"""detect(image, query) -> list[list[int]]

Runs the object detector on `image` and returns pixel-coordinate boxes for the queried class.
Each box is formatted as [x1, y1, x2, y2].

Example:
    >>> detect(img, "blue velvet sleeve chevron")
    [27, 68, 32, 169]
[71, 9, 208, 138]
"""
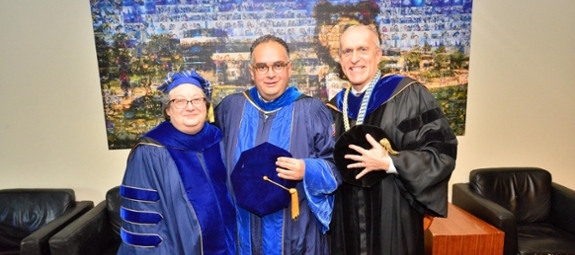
[120, 205, 163, 225]
[120, 228, 163, 248]
[120, 185, 159, 202]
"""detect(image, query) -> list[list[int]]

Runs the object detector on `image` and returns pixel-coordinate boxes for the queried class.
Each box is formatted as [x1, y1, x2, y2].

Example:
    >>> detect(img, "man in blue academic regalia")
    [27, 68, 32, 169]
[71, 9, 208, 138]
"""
[215, 35, 341, 255]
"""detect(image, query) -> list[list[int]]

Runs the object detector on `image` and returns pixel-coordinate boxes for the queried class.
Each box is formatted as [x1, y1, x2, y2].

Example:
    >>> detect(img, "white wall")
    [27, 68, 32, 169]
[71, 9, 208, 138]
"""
[1, 0, 574, 203]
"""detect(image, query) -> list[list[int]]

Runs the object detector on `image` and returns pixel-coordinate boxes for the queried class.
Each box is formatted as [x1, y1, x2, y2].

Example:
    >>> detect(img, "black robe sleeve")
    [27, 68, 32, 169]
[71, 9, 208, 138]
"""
[379, 81, 458, 217]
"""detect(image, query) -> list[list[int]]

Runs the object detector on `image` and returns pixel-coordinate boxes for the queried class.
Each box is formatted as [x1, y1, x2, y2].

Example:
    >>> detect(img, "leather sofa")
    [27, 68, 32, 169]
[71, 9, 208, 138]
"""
[452, 167, 575, 255]
[48, 186, 121, 255]
[0, 189, 93, 255]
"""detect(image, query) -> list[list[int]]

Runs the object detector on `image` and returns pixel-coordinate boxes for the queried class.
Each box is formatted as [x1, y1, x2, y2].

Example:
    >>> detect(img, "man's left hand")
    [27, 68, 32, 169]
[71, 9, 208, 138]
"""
[345, 134, 391, 179]
[276, 157, 305, 181]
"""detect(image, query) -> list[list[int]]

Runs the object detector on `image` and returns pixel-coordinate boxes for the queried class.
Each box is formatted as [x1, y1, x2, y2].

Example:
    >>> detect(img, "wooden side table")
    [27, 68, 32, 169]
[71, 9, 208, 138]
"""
[424, 203, 505, 255]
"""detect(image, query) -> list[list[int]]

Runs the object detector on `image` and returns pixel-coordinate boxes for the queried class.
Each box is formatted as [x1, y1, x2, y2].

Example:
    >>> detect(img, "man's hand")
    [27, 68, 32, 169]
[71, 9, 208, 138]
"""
[276, 157, 305, 180]
[345, 133, 391, 179]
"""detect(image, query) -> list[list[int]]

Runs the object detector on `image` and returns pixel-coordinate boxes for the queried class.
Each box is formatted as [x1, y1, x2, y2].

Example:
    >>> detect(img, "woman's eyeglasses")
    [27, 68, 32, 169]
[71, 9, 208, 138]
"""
[169, 98, 206, 109]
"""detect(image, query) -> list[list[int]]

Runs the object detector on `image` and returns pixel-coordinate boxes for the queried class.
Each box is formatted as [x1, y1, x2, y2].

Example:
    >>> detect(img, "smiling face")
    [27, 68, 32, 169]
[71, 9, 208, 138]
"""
[248, 41, 292, 101]
[165, 84, 207, 135]
[339, 25, 382, 91]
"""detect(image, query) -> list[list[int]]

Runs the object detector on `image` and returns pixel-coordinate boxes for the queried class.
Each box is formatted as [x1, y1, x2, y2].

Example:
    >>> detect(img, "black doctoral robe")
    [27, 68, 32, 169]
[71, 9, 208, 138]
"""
[326, 74, 458, 255]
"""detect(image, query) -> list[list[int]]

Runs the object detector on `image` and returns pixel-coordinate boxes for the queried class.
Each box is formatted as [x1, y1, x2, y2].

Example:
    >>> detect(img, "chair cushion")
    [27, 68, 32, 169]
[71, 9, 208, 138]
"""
[0, 189, 75, 249]
[0, 249, 20, 255]
[469, 167, 551, 224]
[0, 222, 29, 252]
[517, 223, 575, 255]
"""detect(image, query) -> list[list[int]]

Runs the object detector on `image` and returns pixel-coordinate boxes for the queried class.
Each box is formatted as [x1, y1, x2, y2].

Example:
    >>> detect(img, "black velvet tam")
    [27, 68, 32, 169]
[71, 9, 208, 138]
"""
[231, 142, 297, 217]
[334, 125, 397, 188]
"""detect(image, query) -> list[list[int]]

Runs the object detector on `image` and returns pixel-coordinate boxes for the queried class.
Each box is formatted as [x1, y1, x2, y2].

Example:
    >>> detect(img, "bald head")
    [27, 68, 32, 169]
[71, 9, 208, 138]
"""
[339, 24, 380, 55]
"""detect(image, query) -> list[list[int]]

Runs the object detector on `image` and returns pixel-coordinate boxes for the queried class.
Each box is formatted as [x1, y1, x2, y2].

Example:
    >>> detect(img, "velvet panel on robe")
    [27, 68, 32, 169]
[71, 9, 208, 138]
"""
[215, 92, 341, 255]
[117, 122, 237, 255]
[326, 75, 458, 255]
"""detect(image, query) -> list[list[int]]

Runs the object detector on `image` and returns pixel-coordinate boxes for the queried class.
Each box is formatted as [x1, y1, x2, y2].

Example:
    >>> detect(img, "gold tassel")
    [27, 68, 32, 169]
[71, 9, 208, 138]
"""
[263, 176, 300, 220]
[379, 138, 399, 155]
[289, 188, 299, 220]
[206, 104, 215, 123]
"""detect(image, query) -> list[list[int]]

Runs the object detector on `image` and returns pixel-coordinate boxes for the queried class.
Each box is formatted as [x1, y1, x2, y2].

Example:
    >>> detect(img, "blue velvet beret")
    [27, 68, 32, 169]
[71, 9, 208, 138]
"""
[157, 69, 212, 100]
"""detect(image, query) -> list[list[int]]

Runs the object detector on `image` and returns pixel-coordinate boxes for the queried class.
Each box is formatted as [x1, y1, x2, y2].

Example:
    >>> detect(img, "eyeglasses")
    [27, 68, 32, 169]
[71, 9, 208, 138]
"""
[169, 98, 206, 109]
[252, 61, 290, 74]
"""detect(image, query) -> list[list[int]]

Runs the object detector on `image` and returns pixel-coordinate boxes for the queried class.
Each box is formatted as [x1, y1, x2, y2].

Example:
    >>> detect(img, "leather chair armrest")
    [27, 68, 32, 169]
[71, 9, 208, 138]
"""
[49, 201, 118, 255]
[550, 182, 575, 235]
[452, 183, 517, 255]
[20, 200, 94, 255]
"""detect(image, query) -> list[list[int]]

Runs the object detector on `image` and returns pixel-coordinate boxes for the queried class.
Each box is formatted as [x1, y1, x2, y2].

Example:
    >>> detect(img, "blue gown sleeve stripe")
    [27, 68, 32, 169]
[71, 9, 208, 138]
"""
[120, 228, 163, 247]
[120, 185, 160, 202]
[120, 207, 163, 224]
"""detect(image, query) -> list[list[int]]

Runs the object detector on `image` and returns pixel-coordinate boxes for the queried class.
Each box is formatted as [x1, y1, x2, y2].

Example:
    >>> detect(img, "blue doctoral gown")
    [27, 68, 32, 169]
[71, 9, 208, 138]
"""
[215, 88, 341, 255]
[117, 122, 237, 255]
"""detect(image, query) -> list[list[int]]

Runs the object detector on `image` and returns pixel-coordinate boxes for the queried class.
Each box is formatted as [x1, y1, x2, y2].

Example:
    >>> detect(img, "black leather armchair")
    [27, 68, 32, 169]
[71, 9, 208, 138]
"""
[452, 167, 575, 255]
[0, 189, 94, 255]
[48, 186, 121, 255]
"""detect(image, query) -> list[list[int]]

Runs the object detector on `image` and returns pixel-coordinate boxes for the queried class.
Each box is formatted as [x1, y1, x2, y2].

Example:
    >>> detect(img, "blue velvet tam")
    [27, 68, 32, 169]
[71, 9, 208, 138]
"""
[157, 69, 212, 100]
[231, 142, 297, 217]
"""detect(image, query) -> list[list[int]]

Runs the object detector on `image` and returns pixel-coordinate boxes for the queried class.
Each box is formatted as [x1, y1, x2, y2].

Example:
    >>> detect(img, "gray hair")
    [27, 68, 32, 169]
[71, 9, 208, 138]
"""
[160, 93, 171, 121]
[249, 34, 290, 63]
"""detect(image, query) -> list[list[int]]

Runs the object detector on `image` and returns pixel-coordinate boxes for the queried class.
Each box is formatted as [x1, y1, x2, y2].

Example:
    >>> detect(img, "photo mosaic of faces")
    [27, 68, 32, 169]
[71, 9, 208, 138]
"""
[91, 0, 473, 149]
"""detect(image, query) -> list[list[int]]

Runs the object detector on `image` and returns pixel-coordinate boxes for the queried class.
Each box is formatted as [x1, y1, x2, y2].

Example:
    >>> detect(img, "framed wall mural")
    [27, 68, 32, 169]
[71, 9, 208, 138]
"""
[91, 0, 473, 149]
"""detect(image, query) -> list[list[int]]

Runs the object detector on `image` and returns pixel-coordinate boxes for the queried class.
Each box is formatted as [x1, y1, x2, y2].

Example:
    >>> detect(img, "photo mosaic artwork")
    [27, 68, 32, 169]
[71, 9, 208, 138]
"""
[91, 0, 473, 149]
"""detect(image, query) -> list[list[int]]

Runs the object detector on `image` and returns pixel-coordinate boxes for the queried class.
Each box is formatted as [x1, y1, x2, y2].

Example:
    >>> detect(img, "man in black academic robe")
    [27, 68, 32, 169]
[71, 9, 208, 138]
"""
[326, 24, 458, 255]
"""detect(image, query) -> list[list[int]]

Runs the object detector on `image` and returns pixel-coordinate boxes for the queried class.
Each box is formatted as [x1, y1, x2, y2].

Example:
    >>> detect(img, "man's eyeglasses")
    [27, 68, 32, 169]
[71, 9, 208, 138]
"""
[252, 61, 290, 74]
[169, 98, 206, 109]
